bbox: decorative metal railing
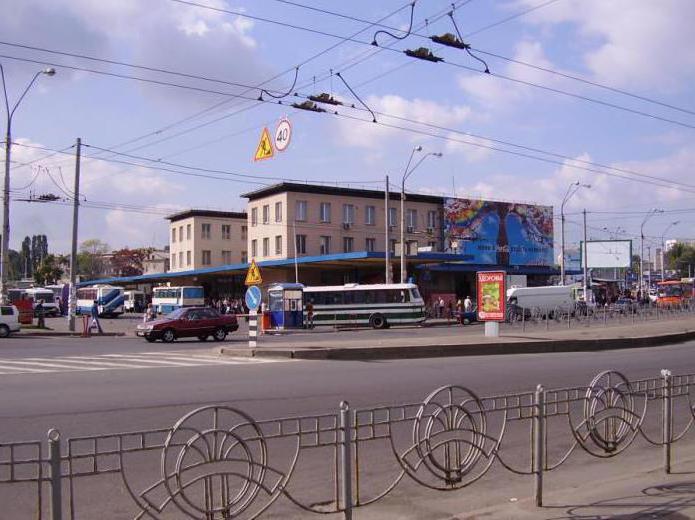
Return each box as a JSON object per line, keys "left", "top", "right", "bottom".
{"left": 2, "top": 368, "right": 693, "bottom": 519}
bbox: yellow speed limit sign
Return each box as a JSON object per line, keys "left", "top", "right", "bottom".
{"left": 274, "top": 118, "right": 292, "bottom": 152}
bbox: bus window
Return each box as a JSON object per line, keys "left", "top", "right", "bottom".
{"left": 183, "top": 287, "right": 204, "bottom": 299}
{"left": 410, "top": 287, "right": 421, "bottom": 300}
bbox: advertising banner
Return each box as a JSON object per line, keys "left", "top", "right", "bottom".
{"left": 580, "top": 240, "right": 632, "bottom": 268}
{"left": 477, "top": 271, "right": 506, "bottom": 321}
{"left": 444, "top": 198, "right": 554, "bottom": 266}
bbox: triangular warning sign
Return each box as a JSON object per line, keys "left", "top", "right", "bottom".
{"left": 253, "top": 127, "right": 274, "bottom": 161}
{"left": 245, "top": 259, "right": 263, "bottom": 285}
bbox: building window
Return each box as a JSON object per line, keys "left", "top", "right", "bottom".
{"left": 427, "top": 210, "right": 437, "bottom": 230}
{"left": 171, "top": 254, "right": 176, "bottom": 268}
{"left": 388, "top": 207, "right": 397, "bottom": 227}
{"left": 389, "top": 239, "right": 397, "bottom": 254}
{"left": 241, "top": 225, "right": 247, "bottom": 240}
{"left": 263, "top": 237, "right": 269, "bottom": 257}
{"left": 186, "top": 224, "right": 191, "bottom": 240}
{"left": 320, "top": 202, "right": 331, "bottom": 223}
{"left": 275, "top": 235, "right": 282, "bottom": 255}
{"left": 365, "top": 205, "right": 375, "bottom": 225}
{"left": 275, "top": 201, "right": 282, "bottom": 222}
{"left": 296, "top": 200, "right": 307, "bottom": 222}
{"left": 262, "top": 205, "right": 270, "bottom": 224}
{"left": 222, "top": 224, "right": 231, "bottom": 240}
{"left": 171, "top": 228, "right": 176, "bottom": 243}
{"left": 343, "top": 204, "right": 355, "bottom": 224}
{"left": 251, "top": 239, "right": 257, "bottom": 258}
{"left": 241, "top": 251, "right": 248, "bottom": 263}
{"left": 186, "top": 250, "right": 191, "bottom": 266}
{"left": 222, "top": 250, "right": 231, "bottom": 264}
{"left": 320, "top": 236, "right": 331, "bottom": 255}
{"left": 251, "top": 207, "right": 258, "bottom": 226}
{"left": 178, "top": 226, "right": 183, "bottom": 242}
{"left": 343, "top": 237, "right": 354, "bottom": 253}
{"left": 406, "top": 209, "right": 417, "bottom": 230}
{"left": 406, "top": 240, "right": 418, "bottom": 255}
{"left": 178, "top": 251, "right": 183, "bottom": 267}
{"left": 366, "top": 238, "right": 376, "bottom": 252}
{"left": 202, "top": 223, "right": 211, "bottom": 239}
{"left": 202, "top": 250, "right": 211, "bottom": 265}
{"left": 296, "top": 234, "right": 307, "bottom": 255}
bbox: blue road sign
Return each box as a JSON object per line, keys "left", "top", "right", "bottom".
{"left": 245, "top": 285, "right": 262, "bottom": 311}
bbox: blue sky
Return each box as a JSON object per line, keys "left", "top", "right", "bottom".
{"left": 2, "top": 0, "right": 694, "bottom": 260}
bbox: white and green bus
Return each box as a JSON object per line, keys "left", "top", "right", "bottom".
{"left": 303, "top": 283, "right": 425, "bottom": 329}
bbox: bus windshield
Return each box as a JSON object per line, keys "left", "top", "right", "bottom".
{"left": 659, "top": 284, "right": 683, "bottom": 297}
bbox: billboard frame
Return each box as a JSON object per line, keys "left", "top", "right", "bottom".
{"left": 580, "top": 239, "right": 633, "bottom": 269}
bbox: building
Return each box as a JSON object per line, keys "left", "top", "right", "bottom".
{"left": 167, "top": 210, "right": 247, "bottom": 272}
{"left": 142, "top": 247, "right": 170, "bottom": 275}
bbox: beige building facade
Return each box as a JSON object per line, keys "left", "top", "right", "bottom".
{"left": 242, "top": 183, "right": 443, "bottom": 261}
{"left": 167, "top": 210, "right": 247, "bottom": 272}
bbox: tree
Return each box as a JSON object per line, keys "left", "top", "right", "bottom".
{"left": 110, "top": 247, "right": 153, "bottom": 277}
{"left": 20, "top": 236, "right": 31, "bottom": 277}
{"left": 77, "top": 239, "right": 110, "bottom": 280}
{"left": 666, "top": 242, "right": 695, "bottom": 278}
{"left": 31, "top": 235, "right": 48, "bottom": 274}
{"left": 34, "top": 255, "right": 64, "bottom": 286}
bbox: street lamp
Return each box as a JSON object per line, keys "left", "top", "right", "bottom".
{"left": 400, "top": 147, "right": 442, "bottom": 283}
{"left": 660, "top": 220, "right": 679, "bottom": 282}
{"left": 560, "top": 181, "right": 590, "bottom": 285}
{"left": 1, "top": 64, "right": 55, "bottom": 297}
{"left": 639, "top": 208, "right": 663, "bottom": 299}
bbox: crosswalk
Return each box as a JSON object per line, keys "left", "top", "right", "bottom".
{"left": 0, "top": 351, "right": 282, "bottom": 375}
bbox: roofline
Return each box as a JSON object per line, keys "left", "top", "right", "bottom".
{"left": 166, "top": 209, "right": 247, "bottom": 222}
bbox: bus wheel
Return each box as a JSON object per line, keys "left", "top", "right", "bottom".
{"left": 369, "top": 314, "right": 387, "bottom": 330}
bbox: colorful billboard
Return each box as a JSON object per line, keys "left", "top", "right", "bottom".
{"left": 443, "top": 198, "right": 554, "bottom": 266}
{"left": 477, "top": 271, "right": 506, "bottom": 321}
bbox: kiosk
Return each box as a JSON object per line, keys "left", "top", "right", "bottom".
{"left": 267, "top": 283, "right": 304, "bottom": 329}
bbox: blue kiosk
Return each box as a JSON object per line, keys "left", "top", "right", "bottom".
{"left": 267, "top": 283, "right": 305, "bottom": 330}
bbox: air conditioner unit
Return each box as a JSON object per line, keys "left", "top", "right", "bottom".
{"left": 342, "top": 222, "right": 351, "bottom": 230}
{"left": 406, "top": 226, "right": 414, "bottom": 233}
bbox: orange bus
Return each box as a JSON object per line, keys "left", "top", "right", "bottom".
{"left": 656, "top": 280, "right": 694, "bottom": 307}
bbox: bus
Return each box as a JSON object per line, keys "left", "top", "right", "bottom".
{"left": 45, "top": 284, "right": 70, "bottom": 315}
{"left": 76, "top": 285, "right": 125, "bottom": 317}
{"left": 656, "top": 280, "right": 694, "bottom": 307}
{"left": 7, "top": 288, "right": 61, "bottom": 317}
{"left": 303, "top": 283, "right": 425, "bottom": 329}
{"left": 124, "top": 290, "right": 146, "bottom": 313}
{"left": 152, "top": 286, "right": 204, "bottom": 314}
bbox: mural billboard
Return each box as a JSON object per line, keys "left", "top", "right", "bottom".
{"left": 443, "top": 198, "right": 554, "bottom": 266}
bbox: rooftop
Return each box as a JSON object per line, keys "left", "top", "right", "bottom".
{"left": 166, "top": 209, "right": 247, "bottom": 222}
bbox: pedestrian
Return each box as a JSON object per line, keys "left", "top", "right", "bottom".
{"left": 464, "top": 295, "right": 473, "bottom": 312}
{"left": 305, "top": 299, "right": 314, "bottom": 328}
{"left": 90, "top": 300, "right": 104, "bottom": 334}
{"left": 446, "top": 300, "right": 453, "bottom": 323}
{"left": 55, "top": 296, "right": 62, "bottom": 316}
{"left": 456, "top": 299, "right": 463, "bottom": 324}
{"left": 438, "top": 297, "right": 445, "bottom": 319}
{"left": 35, "top": 299, "right": 46, "bottom": 328}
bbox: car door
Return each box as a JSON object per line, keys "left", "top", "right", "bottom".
{"left": 178, "top": 309, "right": 202, "bottom": 338}
{"left": 199, "top": 309, "right": 220, "bottom": 335}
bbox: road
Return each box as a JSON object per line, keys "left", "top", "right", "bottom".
{"left": 1, "top": 334, "right": 695, "bottom": 518}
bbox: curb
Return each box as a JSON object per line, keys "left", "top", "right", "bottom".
{"left": 219, "top": 329, "right": 695, "bottom": 361}
{"left": 17, "top": 332, "right": 126, "bottom": 338}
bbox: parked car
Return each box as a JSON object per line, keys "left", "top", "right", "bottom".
{"left": 458, "top": 308, "right": 478, "bottom": 325}
{"left": 136, "top": 307, "right": 238, "bottom": 343}
{"left": 611, "top": 298, "right": 639, "bottom": 314}
{"left": 0, "top": 305, "right": 21, "bottom": 338}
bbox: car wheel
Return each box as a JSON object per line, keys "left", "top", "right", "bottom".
{"left": 198, "top": 335, "right": 208, "bottom": 342}
{"left": 213, "top": 328, "right": 227, "bottom": 341}
{"left": 369, "top": 314, "right": 387, "bottom": 330}
{"left": 463, "top": 318, "right": 471, "bottom": 325}
{"left": 144, "top": 335, "right": 157, "bottom": 343}
{"left": 161, "top": 328, "right": 176, "bottom": 343}
{"left": 0, "top": 325, "right": 10, "bottom": 338}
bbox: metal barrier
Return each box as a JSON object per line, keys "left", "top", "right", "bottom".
{"left": 1, "top": 368, "right": 694, "bottom": 519}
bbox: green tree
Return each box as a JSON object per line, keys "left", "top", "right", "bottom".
{"left": 667, "top": 242, "right": 695, "bottom": 277}
{"left": 77, "top": 239, "right": 110, "bottom": 280}
{"left": 110, "top": 247, "right": 153, "bottom": 277}
{"left": 34, "top": 255, "right": 64, "bottom": 285}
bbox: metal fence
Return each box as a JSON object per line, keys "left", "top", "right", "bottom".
{"left": 2, "top": 368, "right": 694, "bottom": 519}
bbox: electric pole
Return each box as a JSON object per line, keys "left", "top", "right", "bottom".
{"left": 384, "top": 175, "right": 391, "bottom": 284}
{"left": 68, "top": 138, "right": 81, "bottom": 332}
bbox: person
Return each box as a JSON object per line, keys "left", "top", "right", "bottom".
{"left": 90, "top": 300, "right": 104, "bottom": 334}
{"left": 456, "top": 299, "right": 463, "bottom": 324}
{"left": 464, "top": 296, "right": 473, "bottom": 313}
{"left": 437, "top": 297, "right": 445, "bottom": 319}
{"left": 55, "top": 296, "right": 62, "bottom": 316}
{"left": 305, "top": 299, "right": 314, "bottom": 328}
{"left": 143, "top": 303, "right": 154, "bottom": 323}
{"left": 35, "top": 299, "right": 46, "bottom": 328}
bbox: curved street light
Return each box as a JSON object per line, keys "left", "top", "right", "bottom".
{"left": 639, "top": 208, "right": 664, "bottom": 299}
{"left": 1, "top": 64, "right": 56, "bottom": 298}
{"left": 560, "top": 181, "right": 591, "bottom": 285}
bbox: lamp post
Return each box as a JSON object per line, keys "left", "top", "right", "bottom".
{"left": 660, "top": 221, "right": 679, "bottom": 282}
{"left": 400, "top": 147, "right": 442, "bottom": 283}
{"left": 559, "top": 181, "right": 590, "bottom": 285}
{"left": 640, "top": 208, "right": 663, "bottom": 300}
{"left": 1, "top": 64, "right": 55, "bottom": 298}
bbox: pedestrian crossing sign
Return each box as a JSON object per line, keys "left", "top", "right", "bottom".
{"left": 253, "top": 127, "right": 274, "bottom": 161}
{"left": 245, "top": 259, "right": 263, "bottom": 285}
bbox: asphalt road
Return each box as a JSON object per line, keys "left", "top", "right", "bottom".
{"left": 2, "top": 334, "right": 695, "bottom": 519}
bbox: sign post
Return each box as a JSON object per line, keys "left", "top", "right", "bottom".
{"left": 476, "top": 271, "right": 506, "bottom": 338}
{"left": 244, "top": 261, "right": 263, "bottom": 348}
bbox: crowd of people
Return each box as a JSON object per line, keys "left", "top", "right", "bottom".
{"left": 426, "top": 295, "right": 474, "bottom": 323}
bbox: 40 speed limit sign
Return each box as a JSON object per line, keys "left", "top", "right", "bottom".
{"left": 274, "top": 118, "right": 292, "bottom": 152}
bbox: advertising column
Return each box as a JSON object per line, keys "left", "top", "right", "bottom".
{"left": 477, "top": 271, "right": 506, "bottom": 337}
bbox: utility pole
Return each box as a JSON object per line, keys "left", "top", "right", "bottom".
{"left": 583, "top": 209, "right": 589, "bottom": 303}
{"left": 384, "top": 175, "right": 391, "bottom": 284}
{"left": 68, "top": 138, "right": 81, "bottom": 332}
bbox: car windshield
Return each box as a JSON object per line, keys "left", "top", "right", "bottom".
{"left": 165, "top": 308, "right": 188, "bottom": 319}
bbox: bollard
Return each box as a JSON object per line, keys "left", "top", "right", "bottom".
{"left": 661, "top": 369, "right": 673, "bottom": 474}
{"left": 248, "top": 310, "right": 258, "bottom": 348}
{"left": 48, "top": 429, "right": 62, "bottom": 520}
{"left": 339, "top": 401, "right": 353, "bottom": 520}
{"left": 533, "top": 385, "right": 545, "bottom": 507}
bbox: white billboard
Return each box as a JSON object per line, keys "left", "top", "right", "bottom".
{"left": 581, "top": 240, "right": 632, "bottom": 268}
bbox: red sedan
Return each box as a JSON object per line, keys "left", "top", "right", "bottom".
{"left": 136, "top": 307, "right": 239, "bottom": 343}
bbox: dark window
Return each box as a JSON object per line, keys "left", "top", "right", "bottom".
{"left": 1, "top": 306, "right": 13, "bottom": 315}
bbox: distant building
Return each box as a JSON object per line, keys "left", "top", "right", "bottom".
{"left": 167, "top": 210, "right": 247, "bottom": 272}
{"left": 143, "top": 247, "right": 170, "bottom": 275}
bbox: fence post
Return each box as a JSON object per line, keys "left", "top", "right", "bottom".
{"left": 522, "top": 307, "right": 526, "bottom": 332}
{"left": 48, "top": 429, "right": 62, "bottom": 520}
{"left": 661, "top": 369, "right": 673, "bottom": 474}
{"left": 603, "top": 305, "right": 607, "bottom": 327}
{"left": 533, "top": 385, "right": 545, "bottom": 507}
{"left": 339, "top": 401, "right": 353, "bottom": 520}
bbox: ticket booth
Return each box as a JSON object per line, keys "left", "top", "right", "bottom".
{"left": 267, "top": 283, "right": 304, "bottom": 329}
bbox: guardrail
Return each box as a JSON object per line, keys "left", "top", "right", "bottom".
{"left": 2, "top": 368, "right": 694, "bottom": 519}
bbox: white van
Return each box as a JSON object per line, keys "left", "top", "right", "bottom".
{"left": 506, "top": 285, "right": 576, "bottom": 313}
{"left": 0, "top": 305, "right": 21, "bottom": 337}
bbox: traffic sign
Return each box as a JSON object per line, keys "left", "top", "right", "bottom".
{"left": 274, "top": 118, "right": 292, "bottom": 152}
{"left": 253, "top": 127, "right": 274, "bottom": 161}
{"left": 245, "top": 259, "right": 263, "bottom": 285}
{"left": 245, "top": 285, "right": 262, "bottom": 311}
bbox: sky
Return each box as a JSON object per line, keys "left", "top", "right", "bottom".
{"left": 2, "top": 0, "right": 694, "bottom": 261}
